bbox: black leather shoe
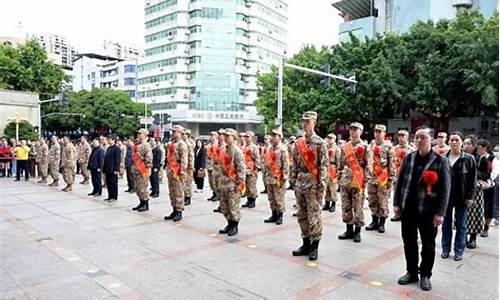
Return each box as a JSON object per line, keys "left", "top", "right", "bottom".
{"left": 242, "top": 199, "right": 251, "bottom": 208}
{"left": 107, "top": 198, "right": 117, "bottom": 202}
{"left": 441, "top": 251, "right": 450, "bottom": 259}
{"left": 378, "top": 217, "right": 386, "bottom": 233}
{"left": 466, "top": 240, "right": 476, "bottom": 249}
{"left": 151, "top": 193, "right": 159, "bottom": 198}
{"left": 93, "top": 193, "right": 101, "bottom": 197}
{"left": 420, "top": 276, "right": 432, "bottom": 291}
{"left": 453, "top": 254, "right": 463, "bottom": 261}
{"left": 397, "top": 272, "right": 419, "bottom": 285}
{"left": 480, "top": 229, "right": 489, "bottom": 237}
{"left": 292, "top": 238, "right": 311, "bottom": 256}
{"left": 247, "top": 198, "right": 256, "bottom": 208}
{"left": 88, "top": 192, "right": 96, "bottom": 196}
{"left": 390, "top": 215, "right": 401, "bottom": 222}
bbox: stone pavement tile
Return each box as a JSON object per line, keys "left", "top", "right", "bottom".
{"left": 0, "top": 288, "right": 29, "bottom": 300}
{"left": 65, "top": 208, "right": 155, "bottom": 229}
{"left": 0, "top": 221, "right": 34, "bottom": 247}
{"left": 2, "top": 203, "right": 52, "bottom": 220}
{"left": 0, "top": 245, "right": 66, "bottom": 274}
{"left": 21, "top": 275, "right": 114, "bottom": 300}
{"left": 31, "top": 199, "right": 106, "bottom": 215}
{"left": 319, "top": 281, "right": 404, "bottom": 300}
{"left": 8, "top": 260, "right": 81, "bottom": 288}
{"left": 0, "top": 195, "right": 24, "bottom": 207}
{"left": 0, "top": 267, "right": 19, "bottom": 294}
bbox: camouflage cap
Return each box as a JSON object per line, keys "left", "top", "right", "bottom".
{"left": 137, "top": 129, "right": 149, "bottom": 135}
{"left": 374, "top": 124, "right": 387, "bottom": 132}
{"left": 289, "top": 136, "right": 296, "bottom": 141}
{"left": 398, "top": 129, "right": 409, "bottom": 135}
{"left": 327, "top": 133, "right": 336, "bottom": 139}
{"left": 349, "top": 122, "right": 364, "bottom": 131}
{"left": 185, "top": 129, "right": 192, "bottom": 136}
{"left": 218, "top": 128, "right": 226, "bottom": 134}
{"left": 210, "top": 131, "right": 218, "bottom": 135}
{"left": 171, "top": 125, "right": 185, "bottom": 134}
{"left": 270, "top": 129, "right": 282, "bottom": 137}
{"left": 223, "top": 128, "right": 238, "bottom": 138}
{"left": 302, "top": 111, "right": 318, "bottom": 120}
{"left": 245, "top": 131, "right": 254, "bottom": 137}
{"left": 239, "top": 132, "right": 245, "bottom": 137}
{"left": 264, "top": 135, "right": 271, "bottom": 140}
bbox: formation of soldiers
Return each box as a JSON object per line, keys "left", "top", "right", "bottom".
{"left": 13, "top": 110, "right": 421, "bottom": 262}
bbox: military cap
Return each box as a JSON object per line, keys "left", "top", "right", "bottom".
{"left": 223, "top": 128, "right": 238, "bottom": 137}
{"left": 137, "top": 129, "right": 149, "bottom": 135}
{"left": 218, "top": 128, "right": 226, "bottom": 134}
{"left": 245, "top": 131, "right": 254, "bottom": 137}
{"left": 271, "top": 129, "right": 282, "bottom": 137}
{"left": 302, "top": 111, "right": 318, "bottom": 120}
{"left": 397, "top": 129, "right": 409, "bottom": 136}
{"left": 349, "top": 122, "right": 364, "bottom": 131}
{"left": 374, "top": 124, "right": 387, "bottom": 132}
{"left": 171, "top": 125, "right": 185, "bottom": 134}
{"left": 210, "top": 131, "right": 218, "bottom": 135}
{"left": 289, "top": 135, "right": 296, "bottom": 141}
{"left": 185, "top": 129, "right": 192, "bottom": 135}
{"left": 264, "top": 135, "right": 271, "bottom": 140}
{"left": 327, "top": 133, "right": 336, "bottom": 139}
{"left": 239, "top": 132, "right": 245, "bottom": 137}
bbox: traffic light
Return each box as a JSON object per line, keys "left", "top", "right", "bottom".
{"left": 319, "top": 64, "right": 331, "bottom": 87}
{"left": 152, "top": 113, "right": 160, "bottom": 125}
{"left": 344, "top": 72, "right": 356, "bottom": 95}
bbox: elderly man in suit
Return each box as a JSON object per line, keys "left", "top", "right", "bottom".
{"left": 103, "top": 135, "right": 122, "bottom": 202}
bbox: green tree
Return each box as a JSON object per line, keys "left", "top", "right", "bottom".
{"left": 0, "top": 39, "right": 67, "bottom": 99}
{"left": 4, "top": 120, "right": 38, "bottom": 141}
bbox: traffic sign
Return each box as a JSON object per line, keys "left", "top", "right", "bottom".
{"left": 139, "top": 117, "right": 154, "bottom": 124}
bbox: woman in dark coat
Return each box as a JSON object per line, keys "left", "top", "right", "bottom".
{"left": 441, "top": 132, "right": 476, "bottom": 261}
{"left": 477, "top": 139, "right": 496, "bottom": 238}
{"left": 193, "top": 140, "right": 207, "bottom": 192}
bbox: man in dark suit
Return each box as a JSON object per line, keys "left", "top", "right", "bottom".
{"left": 88, "top": 139, "right": 105, "bottom": 197}
{"left": 393, "top": 126, "right": 451, "bottom": 291}
{"left": 103, "top": 135, "right": 121, "bottom": 202}
{"left": 124, "top": 138, "right": 135, "bottom": 193}
{"left": 150, "top": 138, "right": 162, "bottom": 198}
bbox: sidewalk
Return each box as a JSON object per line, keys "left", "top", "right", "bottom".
{"left": 0, "top": 175, "right": 498, "bottom": 299}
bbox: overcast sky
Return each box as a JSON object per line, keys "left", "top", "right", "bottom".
{"left": 0, "top": 0, "right": 342, "bottom": 56}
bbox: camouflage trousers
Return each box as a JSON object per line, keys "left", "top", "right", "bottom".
{"left": 158, "top": 168, "right": 164, "bottom": 183}
{"left": 49, "top": 163, "right": 60, "bottom": 181}
{"left": 38, "top": 162, "right": 48, "bottom": 178}
{"left": 220, "top": 186, "right": 241, "bottom": 221}
{"left": 325, "top": 179, "right": 338, "bottom": 202}
{"left": 168, "top": 175, "right": 184, "bottom": 211}
{"left": 244, "top": 173, "right": 258, "bottom": 198}
{"left": 184, "top": 168, "right": 193, "bottom": 198}
{"left": 295, "top": 189, "right": 323, "bottom": 241}
{"left": 133, "top": 170, "right": 150, "bottom": 201}
{"left": 340, "top": 186, "right": 365, "bottom": 226}
{"left": 80, "top": 162, "right": 90, "bottom": 180}
{"left": 119, "top": 164, "right": 125, "bottom": 178}
{"left": 367, "top": 182, "right": 391, "bottom": 218}
{"left": 62, "top": 167, "right": 76, "bottom": 185}
{"left": 207, "top": 169, "right": 216, "bottom": 193}
{"left": 267, "top": 182, "right": 286, "bottom": 212}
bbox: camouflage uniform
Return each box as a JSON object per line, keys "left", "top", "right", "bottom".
{"left": 132, "top": 140, "right": 153, "bottom": 201}
{"left": 48, "top": 141, "right": 61, "bottom": 185}
{"left": 325, "top": 141, "right": 340, "bottom": 205}
{"left": 394, "top": 143, "right": 414, "bottom": 180}
{"left": 433, "top": 144, "right": 450, "bottom": 157}
{"left": 206, "top": 138, "right": 218, "bottom": 199}
{"left": 291, "top": 131, "right": 328, "bottom": 242}
{"left": 242, "top": 135, "right": 261, "bottom": 207}
{"left": 213, "top": 140, "right": 226, "bottom": 208}
{"left": 61, "top": 142, "right": 77, "bottom": 189}
{"left": 264, "top": 139, "right": 289, "bottom": 214}
{"left": 166, "top": 137, "right": 188, "bottom": 211}
{"left": 183, "top": 135, "right": 195, "bottom": 200}
{"left": 119, "top": 142, "right": 127, "bottom": 178}
{"left": 159, "top": 144, "right": 166, "bottom": 183}
{"left": 37, "top": 142, "right": 49, "bottom": 182}
{"left": 287, "top": 140, "right": 296, "bottom": 189}
{"left": 77, "top": 140, "right": 91, "bottom": 183}
{"left": 260, "top": 140, "right": 271, "bottom": 193}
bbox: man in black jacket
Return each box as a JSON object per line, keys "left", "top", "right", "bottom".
{"left": 103, "top": 135, "right": 121, "bottom": 202}
{"left": 393, "top": 126, "right": 451, "bottom": 292}
{"left": 150, "top": 138, "right": 162, "bottom": 198}
{"left": 124, "top": 138, "right": 135, "bottom": 193}
{"left": 88, "top": 139, "right": 105, "bottom": 196}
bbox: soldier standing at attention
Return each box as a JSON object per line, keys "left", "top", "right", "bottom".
{"left": 241, "top": 131, "right": 261, "bottom": 209}
{"left": 260, "top": 135, "right": 271, "bottom": 194}
{"left": 206, "top": 131, "right": 219, "bottom": 201}
{"left": 433, "top": 132, "right": 450, "bottom": 156}
{"left": 118, "top": 138, "right": 127, "bottom": 179}
{"left": 36, "top": 138, "right": 49, "bottom": 183}
{"left": 164, "top": 125, "right": 188, "bottom": 222}
{"left": 183, "top": 129, "right": 195, "bottom": 206}
{"left": 291, "top": 112, "right": 328, "bottom": 261}
{"left": 131, "top": 129, "right": 153, "bottom": 212}
{"left": 391, "top": 130, "right": 414, "bottom": 222}
{"left": 337, "top": 122, "right": 369, "bottom": 243}
{"left": 263, "top": 129, "right": 289, "bottom": 225}
{"left": 323, "top": 133, "right": 340, "bottom": 213}
{"left": 365, "top": 124, "right": 396, "bottom": 233}
{"left": 212, "top": 129, "right": 226, "bottom": 213}
{"left": 61, "top": 136, "right": 77, "bottom": 192}
{"left": 48, "top": 136, "right": 61, "bottom": 187}
{"left": 218, "top": 129, "right": 246, "bottom": 236}
{"left": 78, "top": 136, "right": 91, "bottom": 184}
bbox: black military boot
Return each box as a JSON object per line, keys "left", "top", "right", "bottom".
{"left": 321, "top": 201, "right": 330, "bottom": 211}
{"left": 219, "top": 220, "right": 231, "bottom": 234}
{"left": 213, "top": 206, "right": 221, "bottom": 213}
{"left": 227, "top": 220, "right": 239, "bottom": 236}
{"left": 338, "top": 224, "right": 354, "bottom": 240}
{"left": 164, "top": 209, "right": 176, "bottom": 220}
{"left": 365, "top": 215, "right": 379, "bottom": 231}
{"left": 328, "top": 202, "right": 336, "bottom": 212}
{"left": 242, "top": 198, "right": 251, "bottom": 208}
{"left": 184, "top": 197, "right": 191, "bottom": 206}
{"left": 275, "top": 212, "right": 283, "bottom": 225}
{"left": 248, "top": 197, "right": 256, "bottom": 208}
{"left": 173, "top": 210, "right": 182, "bottom": 222}
{"left": 353, "top": 226, "right": 362, "bottom": 243}
{"left": 264, "top": 211, "right": 277, "bottom": 223}
{"left": 292, "top": 237, "right": 311, "bottom": 256}
{"left": 207, "top": 192, "right": 215, "bottom": 201}
{"left": 378, "top": 217, "right": 386, "bottom": 233}
{"left": 138, "top": 201, "right": 149, "bottom": 212}
{"left": 309, "top": 240, "right": 319, "bottom": 261}
{"left": 132, "top": 200, "right": 144, "bottom": 211}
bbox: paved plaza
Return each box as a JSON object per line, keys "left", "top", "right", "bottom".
{"left": 0, "top": 175, "right": 498, "bottom": 300}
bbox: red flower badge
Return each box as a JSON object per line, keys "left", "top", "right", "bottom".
{"left": 397, "top": 150, "right": 406, "bottom": 159}
{"left": 373, "top": 146, "right": 382, "bottom": 157}
{"left": 422, "top": 170, "right": 438, "bottom": 195}
{"left": 328, "top": 148, "right": 334, "bottom": 158}
{"left": 355, "top": 146, "right": 365, "bottom": 157}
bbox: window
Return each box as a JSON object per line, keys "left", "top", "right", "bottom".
{"left": 189, "top": 25, "right": 202, "bottom": 33}
{"left": 124, "top": 78, "right": 136, "bottom": 86}
{"left": 189, "top": 10, "right": 202, "bottom": 18}
{"left": 189, "top": 56, "right": 201, "bottom": 63}
{"left": 138, "top": 58, "right": 178, "bottom": 72}
{"left": 145, "top": 0, "right": 177, "bottom": 15}
{"left": 189, "top": 41, "right": 201, "bottom": 49}
{"left": 91, "top": 72, "right": 95, "bottom": 79}
{"left": 145, "top": 43, "right": 178, "bottom": 57}
{"left": 137, "top": 72, "right": 182, "bottom": 85}
{"left": 145, "top": 12, "right": 177, "bottom": 28}
{"left": 138, "top": 87, "right": 176, "bottom": 98}
{"left": 145, "top": 28, "right": 178, "bottom": 43}
{"left": 124, "top": 65, "right": 136, "bottom": 73}
{"left": 202, "top": 7, "right": 224, "bottom": 19}
{"left": 128, "top": 90, "right": 136, "bottom": 98}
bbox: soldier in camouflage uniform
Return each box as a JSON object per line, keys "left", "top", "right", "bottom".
{"left": 61, "top": 136, "right": 77, "bottom": 192}
{"left": 158, "top": 141, "right": 166, "bottom": 184}
{"left": 242, "top": 131, "right": 261, "bottom": 208}
{"left": 323, "top": 133, "right": 340, "bottom": 213}
{"left": 218, "top": 128, "right": 246, "bottom": 236}
{"left": 291, "top": 111, "right": 328, "bottom": 261}
{"left": 263, "top": 129, "right": 289, "bottom": 225}
{"left": 365, "top": 124, "right": 396, "bottom": 233}
{"left": 337, "top": 122, "right": 369, "bottom": 243}
{"left": 48, "top": 136, "right": 61, "bottom": 186}
{"left": 118, "top": 139, "right": 127, "bottom": 179}
{"left": 131, "top": 129, "right": 153, "bottom": 212}
{"left": 164, "top": 125, "right": 189, "bottom": 222}
{"left": 78, "top": 136, "right": 91, "bottom": 184}
{"left": 182, "top": 129, "right": 195, "bottom": 206}
{"left": 238, "top": 132, "right": 245, "bottom": 148}
{"left": 390, "top": 129, "right": 414, "bottom": 222}
{"left": 287, "top": 136, "right": 296, "bottom": 190}
{"left": 206, "top": 131, "right": 219, "bottom": 201}
{"left": 212, "top": 129, "right": 226, "bottom": 213}
{"left": 36, "top": 138, "right": 49, "bottom": 183}
{"left": 260, "top": 135, "right": 271, "bottom": 194}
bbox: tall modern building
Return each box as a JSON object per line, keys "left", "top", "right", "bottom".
{"left": 102, "top": 40, "right": 141, "bottom": 60}
{"left": 35, "top": 33, "right": 78, "bottom": 69}
{"left": 332, "top": 0, "right": 498, "bottom": 43}
{"left": 138, "top": 0, "right": 287, "bottom": 136}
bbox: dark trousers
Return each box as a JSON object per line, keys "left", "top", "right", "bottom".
{"left": 441, "top": 205, "right": 468, "bottom": 256}
{"left": 401, "top": 212, "right": 438, "bottom": 277}
{"left": 105, "top": 173, "right": 118, "bottom": 200}
{"left": 90, "top": 168, "right": 102, "bottom": 195}
{"left": 150, "top": 169, "right": 159, "bottom": 195}
{"left": 194, "top": 170, "right": 204, "bottom": 190}
{"left": 16, "top": 160, "right": 29, "bottom": 180}
{"left": 484, "top": 188, "right": 495, "bottom": 220}
{"left": 126, "top": 166, "right": 135, "bottom": 191}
